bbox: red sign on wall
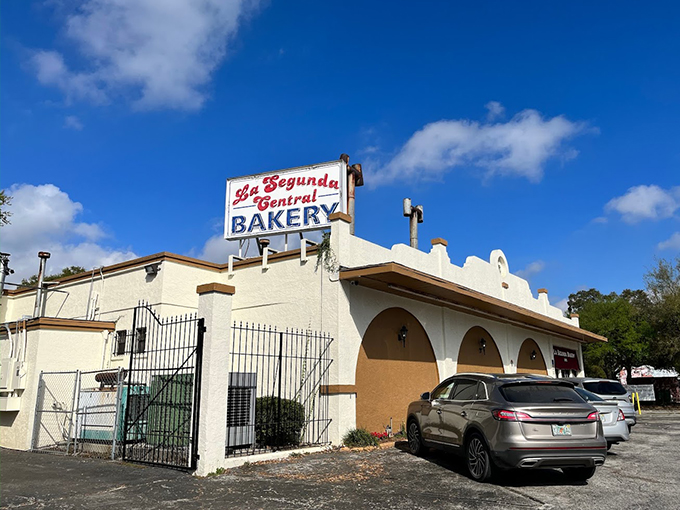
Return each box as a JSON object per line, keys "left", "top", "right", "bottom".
{"left": 553, "top": 346, "right": 579, "bottom": 371}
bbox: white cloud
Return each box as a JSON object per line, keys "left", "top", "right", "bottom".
{"left": 485, "top": 101, "right": 505, "bottom": 121}
{"left": 658, "top": 232, "right": 680, "bottom": 251}
{"left": 552, "top": 297, "right": 569, "bottom": 313}
{"left": 64, "top": 115, "right": 83, "bottom": 130}
{"left": 29, "top": 0, "right": 259, "bottom": 111}
{"left": 605, "top": 185, "right": 680, "bottom": 224}
{"left": 516, "top": 260, "right": 546, "bottom": 280}
{"left": 368, "top": 105, "right": 592, "bottom": 187}
{"left": 2, "top": 184, "right": 137, "bottom": 282}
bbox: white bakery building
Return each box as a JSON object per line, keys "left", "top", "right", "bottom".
{"left": 0, "top": 158, "right": 605, "bottom": 475}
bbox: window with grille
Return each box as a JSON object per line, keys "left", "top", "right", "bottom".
{"left": 115, "top": 330, "right": 127, "bottom": 355}
{"left": 135, "top": 327, "right": 147, "bottom": 354}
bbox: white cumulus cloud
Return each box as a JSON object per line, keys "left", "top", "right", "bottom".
{"left": 658, "top": 232, "right": 680, "bottom": 251}
{"left": 64, "top": 115, "right": 83, "bottom": 130}
{"left": 28, "top": 0, "right": 259, "bottom": 111}
{"left": 485, "top": 101, "right": 505, "bottom": 121}
{"left": 605, "top": 185, "right": 680, "bottom": 224}
{"left": 1, "top": 183, "right": 137, "bottom": 282}
{"left": 368, "top": 105, "right": 592, "bottom": 187}
{"left": 516, "top": 260, "right": 546, "bottom": 280}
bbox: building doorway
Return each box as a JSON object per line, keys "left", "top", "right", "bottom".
{"left": 355, "top": 308, "right": 439, "bottom": 435}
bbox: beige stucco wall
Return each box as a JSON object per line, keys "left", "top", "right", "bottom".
{"left": 0, "top": 216, "right": 589, "bottom": 446}
{"left": 0, "top": 327, "right": 108, "bottom": 450}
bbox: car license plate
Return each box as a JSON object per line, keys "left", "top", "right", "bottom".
{"left": 551, "top": 424, "right": 572, "bottom": 436}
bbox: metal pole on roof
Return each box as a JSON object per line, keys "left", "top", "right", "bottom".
{"left": 33, "top": 252, "right": 51, "bottom": 318}
{"left": 0, "top": 252, "right": 12, "bottom": 302}
{"left": 403, "top": 199, "right": 424, "bottom": 249}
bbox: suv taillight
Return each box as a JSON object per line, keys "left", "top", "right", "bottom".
{"left": 492, "top": 409, "right": 532, "bottom": 421}
{"left": 586, "top": 411, "right": 600, "bottom": 421}
{"left": 618, "top": 409, "right": 625, "bottom": 421}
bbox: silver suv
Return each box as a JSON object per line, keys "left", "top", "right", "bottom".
{"left": 563, "top": 378, "right": 636, "bottom": 430}
{"left": 406, "top": 374, "right": 607, "bottom": 482}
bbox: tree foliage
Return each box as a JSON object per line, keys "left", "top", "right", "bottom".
{"left": 21, "top": 266, "right": 88, "bottom": 287}
{"left": 569, "top": 256, "right": 680, "bottom": 378}
{"left": 643, "top": 257, "right": 680, "bottom": 372}
{"left": 0, "top": 190, "right": 11, "bottom": 227}
{"left": 568, "top": 289, "right": 652, "bottom": 381}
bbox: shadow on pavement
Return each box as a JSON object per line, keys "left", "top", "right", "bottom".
{"left": 394, "top": 440, "right": 593, "bottom": 487}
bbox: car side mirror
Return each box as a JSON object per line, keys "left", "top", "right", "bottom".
{"left": 420, "top": 392, "right": 430, "bottom": 401}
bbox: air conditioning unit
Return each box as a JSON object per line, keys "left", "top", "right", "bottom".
{"left": 226, "top": 372, "right": 256, "bottom": 449}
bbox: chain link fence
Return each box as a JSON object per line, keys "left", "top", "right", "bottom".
{"left": 32, "top": 368, "right": 125, "bottom": 459}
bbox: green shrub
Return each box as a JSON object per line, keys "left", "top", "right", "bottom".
{"left": 342, "top": 428, "right": 379, "bottom": 447}
{"left": 255, "top": 396, "right": 305, "bottom": 447}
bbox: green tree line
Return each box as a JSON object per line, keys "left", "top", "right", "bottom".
{"left": 568, "top": 256, "right": 680, "bottom": 381}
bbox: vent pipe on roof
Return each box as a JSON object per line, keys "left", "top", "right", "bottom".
{"left": 340, "top": 154, "right": 364, "bottom": 236}
{"left": 33, "top": 251, "right": 51, "bottom": 318}
{"left": 403, "top": 199, "right": 424, "bottom": 249}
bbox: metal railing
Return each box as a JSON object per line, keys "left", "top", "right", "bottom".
{"left": 226, "top": 322, "right": 333, "bottom": 457}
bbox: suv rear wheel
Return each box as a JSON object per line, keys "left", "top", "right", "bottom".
{"left": 466, "top": 433, "right": 493, "bottom": 482}
{"left": 407, "top": 419, "right": 424, "bottom": 456}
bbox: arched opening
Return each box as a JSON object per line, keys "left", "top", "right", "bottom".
{"left": 456, "top": 326, "right": 504, "bottom": 374}
{"left": 516, "top": 338, "right": 548, "bottom": 375}
{"left": 355, "top": 308, "right": 439, "bottom": 434}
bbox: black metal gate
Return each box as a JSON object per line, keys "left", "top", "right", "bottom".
{"left": 122, "top": 303, "right": 204, "bottom": 470}
{"left": 226, "top": 323, "right": 333, "bottom": 457}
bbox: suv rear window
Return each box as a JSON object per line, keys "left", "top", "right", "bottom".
{"left": 500, "top": 384, "right": 581, "bottom": 403}
{"left": 583, "top": 381, "right": 627, "bottom": 395}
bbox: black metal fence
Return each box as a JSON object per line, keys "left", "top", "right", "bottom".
{"left": 122, "top": 303, "right": 204, "bottom": 470}
{"left": 226, "top": 323, "right": 333, "bottom": 457}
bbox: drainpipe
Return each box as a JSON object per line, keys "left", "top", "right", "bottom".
{"left": 33, "top": 251, "right": 51, "bottom": 318}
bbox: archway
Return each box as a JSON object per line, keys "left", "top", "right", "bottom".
{"left": 355, "top": 308, "right": 439, "bottom": 434}
{"left": 516, "top": 338, "right": 548, "bottom": 375}
{"left": 456, "top": 326, "right": 504, "bottom": 374}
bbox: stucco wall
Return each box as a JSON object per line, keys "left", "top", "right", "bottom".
{"left": 0, "top": 327, "right": 108, "bottom": 450}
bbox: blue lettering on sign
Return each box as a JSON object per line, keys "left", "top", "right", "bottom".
{"left": 248, "top": 214, "right": 265, "bottom": 233}
{"left": 268, "top": 210, "right": 284, "bottom": 230}
{"left": 320, "top": 202, "right": 339, "bottom": 219}
{"left": 304, "top": 206, "right": 320, "bottom": 225}
{"left": 232, "top": 216, "right": 246, "bottom": 234}
{"left": 287, "top": 208, "right": 301, "bottom": 227}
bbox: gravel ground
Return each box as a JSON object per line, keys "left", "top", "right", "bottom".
{"left": 2, "top": 411, "right": 678, "bottom": 509}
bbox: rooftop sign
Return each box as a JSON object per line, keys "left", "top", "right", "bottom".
{"left": 225, "top": 160, "right": 346, "bottom": 240}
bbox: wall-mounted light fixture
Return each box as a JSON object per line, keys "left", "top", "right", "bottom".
{"left": 398, "top": 325, "right": 408, "bottom": 347}
{"left": 479, "top": 338, "right": 486, "bottom": 354}
{"left": 530, "top": 350, "right": 537, "bottom": 360}
{"left": 144, "top": 263, "right": 161, "bottom": 276}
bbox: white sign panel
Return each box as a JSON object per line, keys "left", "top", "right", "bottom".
{"left": 225, "top": 160, "right": 346, "bottom": 240}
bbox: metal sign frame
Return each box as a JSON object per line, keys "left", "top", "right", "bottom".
{"left": 224, "top": 160, "right": 347, "bottom": 241}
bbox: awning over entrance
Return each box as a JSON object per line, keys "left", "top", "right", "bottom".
{"left": 339, "top": 263, "right": 607, "bottom": 345}
{"left": 554, "top": 346, "right": 580, "bottom": 370}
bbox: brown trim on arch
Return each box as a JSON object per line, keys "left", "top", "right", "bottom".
{"left": 340, "top": 263, "right": 606, "bottom": 344}
{"left": 320, "top": 384, "right": 357, "bottom": 395}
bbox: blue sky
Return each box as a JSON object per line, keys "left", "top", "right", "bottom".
{"left": 2, "top": 1, "right": 679, "bottom": 310}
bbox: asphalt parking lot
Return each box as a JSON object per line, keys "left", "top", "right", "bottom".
{"left": 2, "top": 410, "right": 678, "bottom": 510}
